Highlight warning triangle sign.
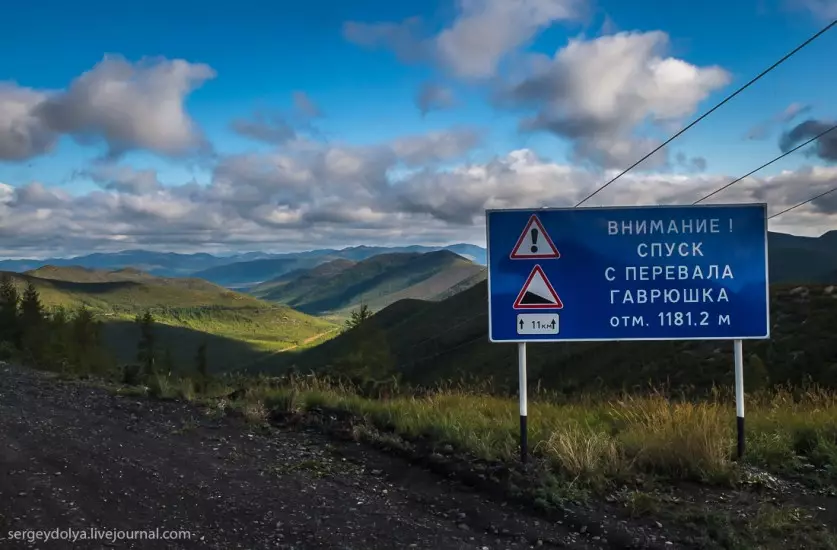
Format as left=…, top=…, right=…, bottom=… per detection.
left=510, top=215, right=560, bottom=259
left=513, top=265, right=564, bottom=309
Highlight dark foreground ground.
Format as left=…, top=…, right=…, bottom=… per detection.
left=0, top=364, right=613, bottom=550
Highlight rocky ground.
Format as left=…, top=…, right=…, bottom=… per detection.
left=0, top=364, right=614, bottom=550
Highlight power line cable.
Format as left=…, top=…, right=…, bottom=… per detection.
left=574, top=18, right=837, bottom=208
left=692, top=122, right=837, bottom=204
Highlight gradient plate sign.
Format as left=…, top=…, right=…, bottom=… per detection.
left=486, top=204, right=770, bottom=343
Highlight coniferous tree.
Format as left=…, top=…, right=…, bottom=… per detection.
left=19, top=282, right=46, bottom=362
left=48, top=306, right=70, bottom=369
left=0, top=274, right=21, bottom=348
left=344, top=302, right=372, bottom=331
left=71, top=306, right=101, bottom=373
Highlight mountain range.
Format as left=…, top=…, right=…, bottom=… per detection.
left=0, top=231, right=833, bottom=290
left=250, top=250, right=486, bottom=315
left=0, top=244, right=487, bottom=286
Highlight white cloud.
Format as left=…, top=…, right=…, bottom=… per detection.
left=346, top=10, right=731, bottom=170
left=1, top=143, right=835, bottom=256
left=390, top=128, right=482, bottom=165
left=503, top=31, right=731, bottom=168
left=84, top=164, right=164, bottom=195
left=0, top=85, right=57, bottom=160
left=344, top=0, right=586, bottom=79
left=435, top=0, right=586, bottom=78
left=0, top=55, right=215, bottom=161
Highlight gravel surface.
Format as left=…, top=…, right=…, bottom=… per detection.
left=0, top=365, right=602, bottom=549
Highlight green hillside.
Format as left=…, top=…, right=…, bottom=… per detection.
left=253, top=251, right=485, bottom=315
left=251, top=259, right=357, bottom=297
left=768, top=230, right=837, bottom=284
left=265, top=280, right=837, bottom=393
left=27, top=265, right=235, bottom=293
left=3, top=268, right=335, bottom=373
left=430, top=267, right=487, bottom=301
left=191, top=257, right=333, bottom=287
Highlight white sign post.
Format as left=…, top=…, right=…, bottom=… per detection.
left=518, top=342, right=528, bottom=463
left=733, top=339, right=745, bottom=458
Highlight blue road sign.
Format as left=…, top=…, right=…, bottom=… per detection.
left=486, top=204, right=770, bottom=342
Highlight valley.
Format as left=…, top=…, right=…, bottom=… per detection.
left=0, top=267, right=334, bottom=373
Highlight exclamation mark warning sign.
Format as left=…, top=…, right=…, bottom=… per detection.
left=510, top=215, right=560, bottom=259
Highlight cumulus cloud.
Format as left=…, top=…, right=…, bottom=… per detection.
left=84, top=164, right=164, bottom=195
left=500, top=31, right=731, bottom=168
left=390, top=128, right=482, bottom=165
left=344, top=0, right=586, bottom=79
left=2, top=140, right=835, bottom=256
left=232, top=92, right=324, bottom=145
left=779, top=118, right=837, bottom=161
left=0, top=55, right=215, bottom=162
left=344, top=9, right=729, bottom=171
left=0, top=85, right=58, bottom=161
left=37, top=55, right=216, bottom=159
left=415, top=82, right=456, bottom=116
left=435, top=0, right=587, bottom=78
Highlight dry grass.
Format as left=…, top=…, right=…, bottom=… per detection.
left=610, top=394, right=734, bottom=481
left=201, top=376, right=837, bottom=485
left=539, top=424, right=623, bottom=480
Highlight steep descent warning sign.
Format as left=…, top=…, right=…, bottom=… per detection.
left=513, top=265, right=564, bottom=309
left=510, top=215, right=560, bottom=259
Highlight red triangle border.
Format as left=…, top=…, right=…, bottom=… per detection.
left=513, top=264, right=564, bottom=309
left=510, top=215, right=561, bottom=259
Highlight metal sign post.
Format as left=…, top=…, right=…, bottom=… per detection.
left=734, top=338, right=745, bottom=458
left=518, top=342, right=528, bottom=464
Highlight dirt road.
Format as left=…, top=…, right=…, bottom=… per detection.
left=0, top=364, right=598, bottom=549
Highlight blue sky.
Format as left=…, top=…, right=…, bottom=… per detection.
left=0, top=0, right=835, bottom=256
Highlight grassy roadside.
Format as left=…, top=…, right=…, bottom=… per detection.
left=104, top=373, right=837, bottom=549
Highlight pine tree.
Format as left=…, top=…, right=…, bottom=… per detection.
left=48, top=306, right=70, bottom=369
left=71, top=306, right=100, bottom=373
left=136, top=311, right=156, bottom=377
left=19, top=282, right=46, bottom=362
left=0, top=274, right=21, bottom=347
left=344, top=302, right=372, bottom=331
